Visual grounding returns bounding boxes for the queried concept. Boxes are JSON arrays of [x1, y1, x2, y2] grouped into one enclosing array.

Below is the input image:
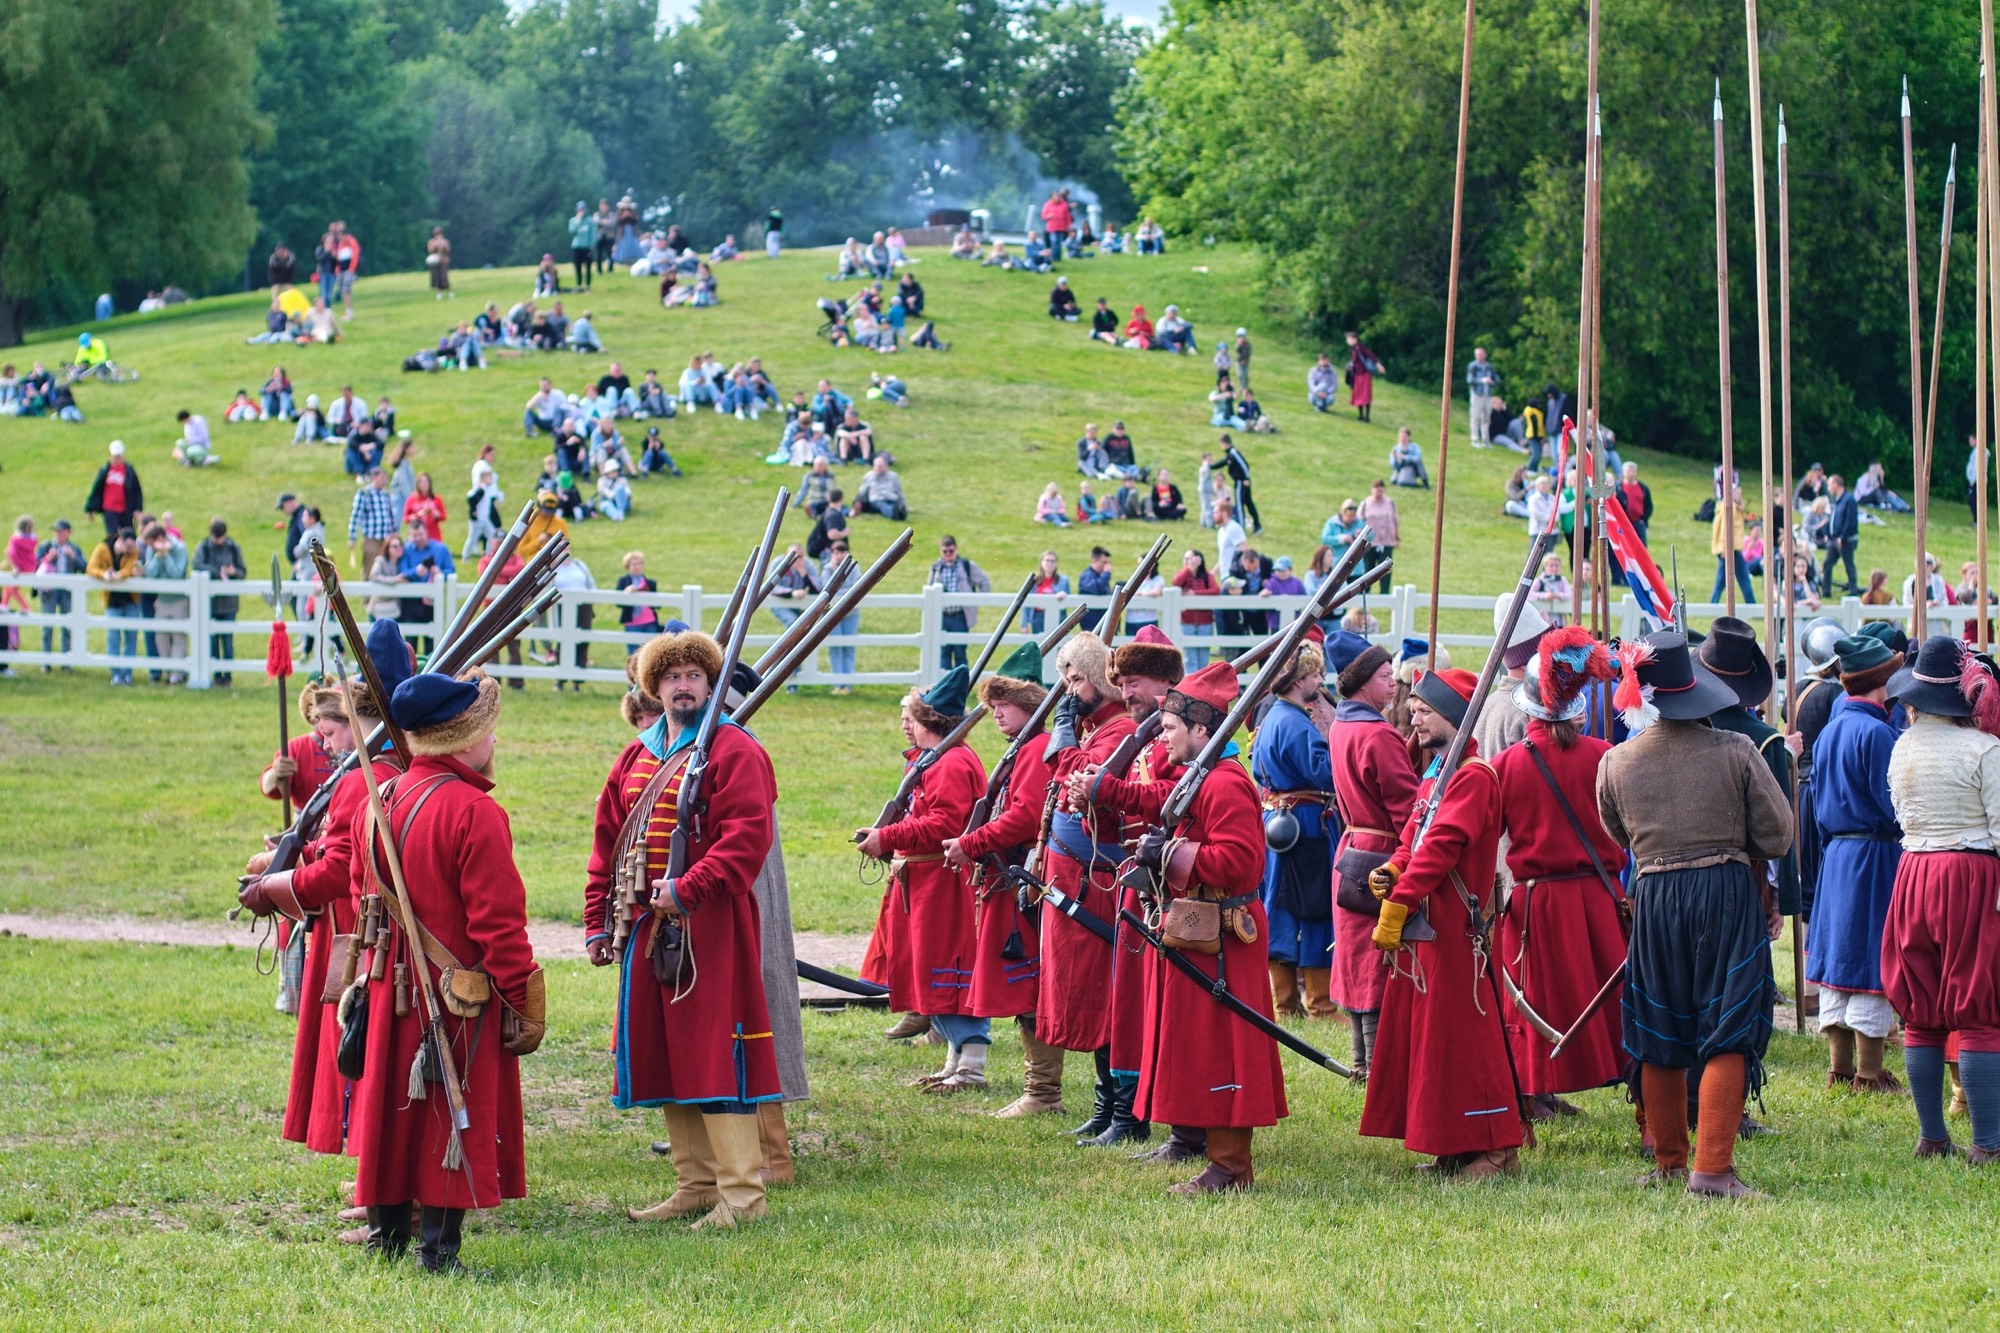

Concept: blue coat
[[1253, 696, 1334, 965], [1805, 695, 1901, 992]]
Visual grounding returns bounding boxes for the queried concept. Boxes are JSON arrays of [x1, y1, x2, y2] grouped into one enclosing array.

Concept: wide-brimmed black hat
[[1694, 616, 1773, 710], [1637, 630, 1740, 720], [1888, 635, 1977, 717]]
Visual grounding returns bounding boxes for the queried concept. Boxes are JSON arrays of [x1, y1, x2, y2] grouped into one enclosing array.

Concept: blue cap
[[1398, 636, 1430, 662], [1321, 629, 1372, 677], [366, 619, 413, 696], [664, 618, 691, 634], [391, 673, 480, 732]]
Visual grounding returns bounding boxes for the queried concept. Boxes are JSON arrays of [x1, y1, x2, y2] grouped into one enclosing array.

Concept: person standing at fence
[[616, 551, 661, 656], [191, 518, 244, 686], [927, 535, 990, 672], [1358, 481, 1399, 595], [140, 522, 189, 686], [821, 538, 860, 693], [86, 527, 141, 685], [84, 440, 141, 539], [3, 516, 33, 664], [348, 468, 398, 576], [35, 519, 85, 663]]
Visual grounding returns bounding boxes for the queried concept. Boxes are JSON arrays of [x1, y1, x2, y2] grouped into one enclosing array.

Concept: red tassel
[[266, 619, 294, 680]]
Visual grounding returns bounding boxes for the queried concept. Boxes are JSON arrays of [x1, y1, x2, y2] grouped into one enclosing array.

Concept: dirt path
[[0, 913, 873, 999]]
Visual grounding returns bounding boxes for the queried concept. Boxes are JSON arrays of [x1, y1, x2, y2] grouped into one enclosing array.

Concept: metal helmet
[[1800, 617, 1846, 672]]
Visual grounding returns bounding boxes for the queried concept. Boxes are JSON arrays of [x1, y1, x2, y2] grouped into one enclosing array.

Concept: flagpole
[[1983, 18, 1999, 652], [1904, 79, 1929, 637], [1745, 0, 1777, 665], [1779, 106, 1805, 1033], [1715, 82, 1739, 619], [1572, 0, 1600, 632], [1424, 0, 1477, 665]]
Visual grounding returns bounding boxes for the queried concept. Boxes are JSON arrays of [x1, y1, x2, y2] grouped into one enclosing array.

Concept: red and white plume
[[1959, 648, 2000, 739], [1612, 637, 1658, 733], [1536, 625, 1614, 717]]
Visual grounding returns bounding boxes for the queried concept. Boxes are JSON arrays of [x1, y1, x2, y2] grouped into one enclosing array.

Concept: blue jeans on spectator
[[210, 613, 236, 685], [318, 270, 336, 305], [829, 610, 859, 679], [457, 340, 485, 370], [1182, 621, 1213, 670], [1047, 231, 1069, 262], [262, 389, 294, 420], [1712, 553, 1755, 604], [940, 609, 968, 670], [1310, 390, 1336, 412], [720, 384, 761, 417], [626, 619, 662, 656], [640, 441, 679, 476], [1526, 436, 1546, 475], [107, 603, 140, 684], [524, 410, 557, 437], [41, 590, 71, 654], [682, 381, 719, 409]]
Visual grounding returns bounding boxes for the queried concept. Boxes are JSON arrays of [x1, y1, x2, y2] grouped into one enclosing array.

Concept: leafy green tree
[[0, 0, 273, 342], [1019, 0, 1144, 222]]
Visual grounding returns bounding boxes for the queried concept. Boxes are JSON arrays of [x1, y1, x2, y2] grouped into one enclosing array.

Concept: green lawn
[[1, 938, 1993, 1327]]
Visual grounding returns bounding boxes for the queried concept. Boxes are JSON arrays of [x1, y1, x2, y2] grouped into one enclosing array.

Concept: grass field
[[2, 250, 1996, 1327]]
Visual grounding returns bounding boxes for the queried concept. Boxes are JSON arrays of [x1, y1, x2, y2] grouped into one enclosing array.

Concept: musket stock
[[735, 529, 915, 721]]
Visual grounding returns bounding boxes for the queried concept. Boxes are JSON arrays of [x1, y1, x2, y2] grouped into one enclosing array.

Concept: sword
[[796, 960, 890, 998], [1547, 959, 1627, 1060], [1003, 866, 1114, 945], [1496, 965, 1564, 1045]]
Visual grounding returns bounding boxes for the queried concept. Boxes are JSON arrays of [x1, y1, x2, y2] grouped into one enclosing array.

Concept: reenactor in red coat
[[347, 642, 544, 1271], [586, 629, 781, 1229], [1359, 667, 1526, 1180], [857, 666, 990, 1091], [1039, 633, 1139, 1140], [256, 681, 345, 1015], [1130, 661, 1288, 1193], [944, 643, 1062, 1115]]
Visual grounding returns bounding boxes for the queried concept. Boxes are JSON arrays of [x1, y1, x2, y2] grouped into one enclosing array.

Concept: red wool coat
[[585, 723, 781, 1107], [349, 756, 537, 1210], [267, 733, 337, 809], [954, 737, 1054, 1019], [282, 758, 397, 1154], [1090, 735, 1184, 1077], [1038, 701, 1136, 1052], [1329, 706, 1421, 1013], [876, 743, 986, 1016], [1491, 724, 1628, 1094], [1358, 753, 1525, 1158], [1134, 758, 1288, 1128]]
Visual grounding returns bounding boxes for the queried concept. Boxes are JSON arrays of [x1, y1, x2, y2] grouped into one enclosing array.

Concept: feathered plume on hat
[[1960, 648, 2000, 738], [1523, 625, 1614, 721], [1611, 636, 1658, 733]]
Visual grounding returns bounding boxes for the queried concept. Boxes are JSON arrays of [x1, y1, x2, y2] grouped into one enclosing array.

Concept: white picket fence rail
[[0, 570, 1930, 689]]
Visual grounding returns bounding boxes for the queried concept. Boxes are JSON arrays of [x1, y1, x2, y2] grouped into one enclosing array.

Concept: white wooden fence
[[0, 570, 1929, 689]]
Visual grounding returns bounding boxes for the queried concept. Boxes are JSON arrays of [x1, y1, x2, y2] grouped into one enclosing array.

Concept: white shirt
[[1216, 519, 1245, 575], [1890, 713, 2000, 851]]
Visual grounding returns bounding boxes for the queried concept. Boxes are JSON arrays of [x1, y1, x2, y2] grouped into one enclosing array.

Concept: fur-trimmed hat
[[979, 641, 1048, 712], [1335, 641, 1392, 698], [621, 687, 663, 730], [1267, 642, 1326, 698], [636, 628, 725, 699], [1055, 632, 1113, 699], [1110, 624, 1184, 686], [391, 671, 502, 756], [1836, 632, 1903, 697], [299, 679, 347, 726]]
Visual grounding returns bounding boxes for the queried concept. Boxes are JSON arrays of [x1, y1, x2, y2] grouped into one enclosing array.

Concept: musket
[[1119, 907, 1354, 1078], [1157, 559, 1391, 830], [753, 557, 855, 675], [307, 545, 414, 767], [431, 499, 538, 666], [1095, 534, 1173, 649], [1670, 545, 1686, 635], [328, 642, 481, 1198], [716, 546, 802, 644], [797, 959, 890, 999], [736, 529, 915, 721], [970, 572, 1040, 681]]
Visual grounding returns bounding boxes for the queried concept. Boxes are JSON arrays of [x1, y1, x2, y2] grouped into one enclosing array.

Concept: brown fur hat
[[299, 679, 347, 725], [905, 688, 957, 736], [1267, 642, 1326, 698], [1839, 654, 1903, 698], [978, 673, 1048, 713], [1109, 624, 1184, 687], [621, 688, 663, 729], [404, 673, 502, 756], [636, 629, 724, 699], [1335, 643, 1392, 699], [1055, 633, 1113, 700]]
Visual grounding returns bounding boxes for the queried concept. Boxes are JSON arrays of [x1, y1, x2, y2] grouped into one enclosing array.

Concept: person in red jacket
[[1130, 661, 1288, 1193], [857, 666, 989, 1091], [586, 628, 780, 1230], [1039, 632, 1140, 1141], [1327, 636, 1418, 1079], [346, 641, 544, 1272], [1040, 187, 1075, 261], [1490, 628, 1629, 1111], [1066, 624, 1195, 1157], [945, 643, 1057, 1112], [260, 681, 344, 807], [238, 623, 410, 1235], [1359, 666, 1526, 1179]]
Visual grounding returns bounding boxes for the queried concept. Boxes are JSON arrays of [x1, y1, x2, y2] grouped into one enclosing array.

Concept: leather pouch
[[320, 935, 356, 1004], [336, 979, 369, 1080], [1160, 898, 1221, 955], [650, 918, 689, 988], [440, 966, 490, 1018], [1334, 846, 1392, 917]]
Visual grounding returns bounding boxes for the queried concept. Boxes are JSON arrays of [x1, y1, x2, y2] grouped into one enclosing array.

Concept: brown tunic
[[1596, 720, 1793, 872]]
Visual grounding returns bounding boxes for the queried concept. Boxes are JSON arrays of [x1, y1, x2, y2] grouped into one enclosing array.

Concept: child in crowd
[[1036, 483, 1071, 527], [224, 390, 262, 423]]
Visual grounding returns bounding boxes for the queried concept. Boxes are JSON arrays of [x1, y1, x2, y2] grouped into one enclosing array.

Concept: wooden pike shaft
[[1983, 16, 1999, 652], [1715, 83, 1738, 618], [1779, 107, 1804, 1032], [1919, 151, 1957, 643], [1426, 0, 1476, 663], [1904, 81, 1928, 636], [1590, 101, 1609, 638], [1746, 0, 1777, 666], [1571, 0, 1600, 631]]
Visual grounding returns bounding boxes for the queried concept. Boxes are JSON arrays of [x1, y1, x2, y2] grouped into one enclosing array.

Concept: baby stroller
[[816, 298, 848, 342]]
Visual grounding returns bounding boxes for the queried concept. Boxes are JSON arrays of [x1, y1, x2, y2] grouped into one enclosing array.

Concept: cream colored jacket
[[1888, 713, 2000, 851]]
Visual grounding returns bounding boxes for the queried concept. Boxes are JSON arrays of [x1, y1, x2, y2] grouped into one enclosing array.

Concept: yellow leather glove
[[1368, 862, 1401, 901], [1372, 899, 1409, 951]]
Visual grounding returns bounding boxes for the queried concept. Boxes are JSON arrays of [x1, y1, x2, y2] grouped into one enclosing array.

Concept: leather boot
[[1269, 962, 1304, 1019], [1914, 1136, 1965, 1159], [1300, 967, 1338, 1020], [883, 1012, 930, 1041], [758, 1101, 795, 1186], [628, 1105, 719, 1220], [1455, 1147, 1522, 1181], [417, 1205, 468, 1274], [1824, 1024, 1856, 1084], [365, 1201, 412, 1259], [1950, 1061, 1968, 1116], [1130, 1124, 1207, 1163], [995, 1018, 1066, 1117], [1169, 1126, 1252, 1193], [692, 1112, 769, 1230], [1071, 1047, 1115, 1139], [1082, 1076, 1151, 1148], [1852, 1035, 1904, 1093]]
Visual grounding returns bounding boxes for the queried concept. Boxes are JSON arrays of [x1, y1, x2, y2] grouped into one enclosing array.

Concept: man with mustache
[[586, 625, 781, 1230]]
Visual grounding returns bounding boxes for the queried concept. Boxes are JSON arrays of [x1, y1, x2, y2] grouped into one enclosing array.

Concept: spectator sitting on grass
[[304, 297, 338, 343], [951, 226, 979, 259], [224, 390, 261, 424], [854, 455, 907, 519], [532, 301, 569, 350], [1209, 376, 1244, 429], [811, 379, 853, 432], [1049, 277, 1080, 320], [794, 457, 836, 515], [450, 321, 485, 370], [261, 367, 294, 421], [1100, 222, 1123, 254], [595, 461, 631, 520], [589, 419, 636, 478], [678, 356, 718, 410], [1503, 466, 1531, 519], [1123, 305, 1154, 350], [867, 371, 908, 407], [1089, 298, 1119, 344], [326, 386, 365, 440], [690, 263, 719, 307], [595, 362, 635, 416], [173, 409, 217, 467], [910, 320, 949, 351], [866, 232, 893, 279], [535, 253, 561, 297], [1237, 384, 1273, 434], [885, 294, 908, 341], [1136, 217, 1165, 255], [1389, 427, 1430, 488], [343, 419, 383, 477], [1076, 423, 1110, 478], [1022, 233, 1053, 272], [1150, 468, 1186, 520], [1309, 353, 1340, 412], [718, 370, 762, 420], [245, 294, 292, 345], [744, 358, 779, 405], [1077, 479, 1113, 524], [711, 234, 740, 262], [1155, 305, 1194, 354], [981, 238, 1015, 269], [524, 378, 565, 437], [1036, 483, 1071, 527], [568, 309, 603, 352], [292, 394, 329, 444], [638, 425, 680, 478], [1856, 460, 1912, 513], [835, 408, 875, 463], [1109, 477, 1142, 521], [836, 239, 867, 279], [898, 272, 925, 315]]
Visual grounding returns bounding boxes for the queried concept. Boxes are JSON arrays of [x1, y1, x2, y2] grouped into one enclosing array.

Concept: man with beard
[[944, 643, 1062, 1116], [1359, 667, 1526, 1180], [1066, 625, 1194, 1157], [1252, 637, 1335, 1023], [1039, 633, 1140, 1144], [587, 627, 780, 1230], [1327, 633, 1418, 1079], [1129, 661, 1287, 1192]]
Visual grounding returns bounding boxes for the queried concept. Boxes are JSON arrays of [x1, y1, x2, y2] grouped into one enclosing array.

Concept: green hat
[[922, 664, 971, 718], [992, 642, 1045, 687], [1833, 633, 1894, 675]]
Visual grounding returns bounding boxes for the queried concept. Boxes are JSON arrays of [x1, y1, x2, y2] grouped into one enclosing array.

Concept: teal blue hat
[[993, 642, 1044, 687], [922, 665, 971, 719]]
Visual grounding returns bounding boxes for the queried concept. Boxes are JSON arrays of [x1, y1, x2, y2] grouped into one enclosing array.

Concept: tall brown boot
[[995, 1016, 1066, 1118], [1300, 967, 1337, 1020], [1170, 1126, 1254, 1194], [1824, 1025, 1856, 1087], [1269, 962, 1304, 1019], [1853, 1035, 1904, 1093], [758, 1101, 795, 1186], [628, 1105, 718, 1220], [693, 1112, 769, 1230]]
